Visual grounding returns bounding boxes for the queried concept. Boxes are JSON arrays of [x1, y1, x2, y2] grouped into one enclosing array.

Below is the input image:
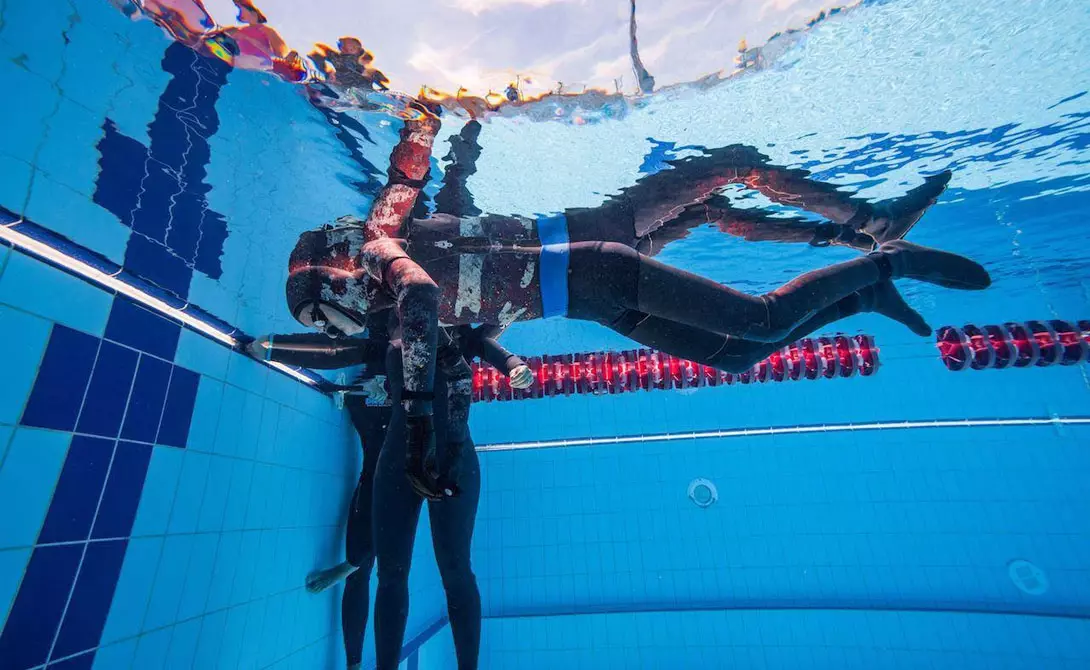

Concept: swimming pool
[[0, 0, 1088, 668]]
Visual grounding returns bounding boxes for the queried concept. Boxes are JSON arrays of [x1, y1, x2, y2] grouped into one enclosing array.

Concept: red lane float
[[937, 320, 1090, 371], [472, 335, 879, 402]]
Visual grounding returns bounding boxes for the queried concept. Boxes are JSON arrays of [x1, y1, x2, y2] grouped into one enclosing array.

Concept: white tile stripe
[[476, 416, 1090, 451], [0, 222, 319, 388]]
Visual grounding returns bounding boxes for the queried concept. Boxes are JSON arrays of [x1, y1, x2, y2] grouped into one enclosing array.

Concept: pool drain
[[688, 479, 718, 508], [1008, 559, 1048, 595]]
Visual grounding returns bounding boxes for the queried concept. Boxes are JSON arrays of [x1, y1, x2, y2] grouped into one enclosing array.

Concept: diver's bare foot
[[305, 562, 357, 594]]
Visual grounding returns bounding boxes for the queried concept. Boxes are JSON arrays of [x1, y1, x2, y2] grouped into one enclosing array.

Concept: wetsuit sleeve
[[437, 329, 473, 444], [360, 237, 439, 415], [258, 333, 385, 369], [458, 325, 523, 373], [364, 109, 442, 238]]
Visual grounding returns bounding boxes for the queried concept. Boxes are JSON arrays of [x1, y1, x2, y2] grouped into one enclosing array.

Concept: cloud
[[445, 0, 582, 16]]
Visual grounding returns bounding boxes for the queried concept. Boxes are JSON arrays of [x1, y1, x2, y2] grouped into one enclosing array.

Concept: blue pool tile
[[157, 366, 200, 448], [184, 377, 223, 451], [0, 543, 82, 669], [197, 457, 232, 533], [0, 60, 58, 164], [76, 342, 138, 438], [92, 441, 154, 539], [174, 330, 231, 381], [105, 299, 182, 362], [212, 384, 246, 457], [0, 548, 32, 631], [165, 617, 201, 670], [166, 451, 211, 534], [121, 355, 172, 443], [0, 154, 34, 217], [33, 98, 106, 198], [205, 531, 242, 612], [0, 428, 71, 549], [130, 627, 174, 670], [0, 425, 12, 464], [47, 651, 94, 670], [123, 235, 192, 300], [22, 173, 133, 267], [52, 539, 129, 659], [176, 533, 219, 621], [0, 252, 113, 337], [143, 534, 194, 631], [38, 436, 114, 544], [20, 325, 99, 431], [130, 446, 184, 537], [91, 639, 136, 670], [221, 460, 255, 532], [192, 610, 228, 668], [99, 537, 163, 645], [0, 307, 52, 425]]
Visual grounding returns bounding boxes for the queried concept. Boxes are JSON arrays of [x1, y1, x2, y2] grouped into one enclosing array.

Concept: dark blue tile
[[38, 436, 115, 544], [21, 326, 100, 431], [121, 356, 171, 443], [91, 442, 153, 539], [157, 367, 199, 448], [105, 299, 181, 361], [0, 543, 83, 669], [52, 539, 129, 660], [47, 651, 95, 669], [123, 235, 192, 300], [76, 342, 138, 438]]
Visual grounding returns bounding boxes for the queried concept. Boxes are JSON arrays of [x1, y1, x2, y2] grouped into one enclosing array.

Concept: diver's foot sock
[[859, 283, 931, 336], [862, 171, 952, 243], [875, 239, 991, 290], [305, 562, 357, 594]]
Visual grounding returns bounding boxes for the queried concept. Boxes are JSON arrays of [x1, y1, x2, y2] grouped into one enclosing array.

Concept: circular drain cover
[[687, 478, 718, 508], [1008, 559, 1049, 595]]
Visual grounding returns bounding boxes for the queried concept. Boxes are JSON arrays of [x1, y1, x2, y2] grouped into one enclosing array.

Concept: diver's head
[[286, 218, 372, 337]]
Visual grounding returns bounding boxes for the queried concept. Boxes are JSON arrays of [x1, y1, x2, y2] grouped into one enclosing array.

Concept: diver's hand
[[358, 376, 389, 405], [508, 364, 534, 389], [435, 441, 465, 498], [243, 336, 270, 361], [405, 414, 442, 500]]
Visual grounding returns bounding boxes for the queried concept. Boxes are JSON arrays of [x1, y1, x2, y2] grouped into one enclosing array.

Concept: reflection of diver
[[374, 336, 491, 670], [285, 112, 990, 465], [247, 320, 525, 670]]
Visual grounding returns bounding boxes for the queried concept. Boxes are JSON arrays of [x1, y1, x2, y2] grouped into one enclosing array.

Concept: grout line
[[476, 416, 1090, 451]]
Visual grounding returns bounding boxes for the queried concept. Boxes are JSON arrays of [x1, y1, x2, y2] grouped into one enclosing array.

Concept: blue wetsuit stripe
[[536, 214, 569, 318]]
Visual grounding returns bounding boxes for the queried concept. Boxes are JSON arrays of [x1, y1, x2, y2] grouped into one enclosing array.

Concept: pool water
[[0, 0, 1088, 668]]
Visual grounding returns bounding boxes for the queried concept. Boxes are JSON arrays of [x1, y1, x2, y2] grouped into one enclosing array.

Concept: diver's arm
[[246, 333, 384, 369], [360, 237, 439, 416], [364, 108, 442, 238]]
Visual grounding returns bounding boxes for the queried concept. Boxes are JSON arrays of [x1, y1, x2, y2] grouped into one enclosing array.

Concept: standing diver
[[245, 319, 528, 670]]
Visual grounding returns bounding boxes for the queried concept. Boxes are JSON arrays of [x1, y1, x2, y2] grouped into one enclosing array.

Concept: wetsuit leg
[[428, 444, 482, 669], [342, 402, 390, 668], [373, 415, 425, 670], [567, 241, 881, 344]]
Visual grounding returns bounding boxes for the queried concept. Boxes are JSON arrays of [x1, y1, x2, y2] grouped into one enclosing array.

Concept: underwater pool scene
[[1, 0, 1089, 668]]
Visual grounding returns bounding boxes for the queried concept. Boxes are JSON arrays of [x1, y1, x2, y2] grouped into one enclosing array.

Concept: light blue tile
[[213, 384, 246, 457], [100, 536, 164, 645], [225, 354, 269, 396], [165, 616, 201, 669], [0, 251, 112, 336], [131, 446, 184, 537], [187, 275, 241, 330], [0, 153, 33, 215], [255, 401, 280, 463], [0, 427, 70, 549], [193, 609, 229, 668], [264, 373, 298, 410], [0, 0, 74, 80], [143, 534, 194, 631], [0, 60, 58, 164], [0, 307, 52, 426], [32, 97, 105, 197], [186, 377, 224, 452], [230, 531, 262, 606], [0, 547, 31, 632], [177, 533, 219, 621], [92, 639, 137, 670], [0, 425, 11, 464], [54, 18, 131, 115], [221, 460, 255, 532], [24, 173, 131, 265], [167, 451, 211, 534], [235, 391, 263, 461], [197, 456, 232, 533], [205, 531, 242, 612], [219, 605, 249, 669], [175, 330, 231, 382], [131, 627, 175, 670]]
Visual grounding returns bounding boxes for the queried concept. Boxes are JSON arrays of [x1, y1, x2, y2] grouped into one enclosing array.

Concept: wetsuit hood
[[286, 221, 372, 325]]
